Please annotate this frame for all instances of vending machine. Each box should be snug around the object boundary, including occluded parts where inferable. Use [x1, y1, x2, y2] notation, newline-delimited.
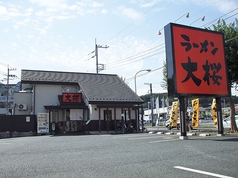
[37, 113, 49, 134]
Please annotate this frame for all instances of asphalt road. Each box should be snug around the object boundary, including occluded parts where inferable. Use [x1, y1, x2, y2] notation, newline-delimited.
[0, 133, 237, 178]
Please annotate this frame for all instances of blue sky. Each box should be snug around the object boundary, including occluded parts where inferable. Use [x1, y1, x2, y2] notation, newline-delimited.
[0, 0, 238, 96]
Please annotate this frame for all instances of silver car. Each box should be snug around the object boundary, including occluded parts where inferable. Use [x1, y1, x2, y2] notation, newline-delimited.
[223, 115, 238, 129]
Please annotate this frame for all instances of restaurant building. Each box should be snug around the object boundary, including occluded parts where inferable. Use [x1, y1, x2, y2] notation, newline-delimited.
[13, 69, 144, 134]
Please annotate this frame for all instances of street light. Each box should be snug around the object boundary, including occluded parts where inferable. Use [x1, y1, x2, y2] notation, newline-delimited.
[190, 16, 205, 25]
[175, 12, 189, 22]
[134, 69, 151, 94]
[158, 12, 189, 35]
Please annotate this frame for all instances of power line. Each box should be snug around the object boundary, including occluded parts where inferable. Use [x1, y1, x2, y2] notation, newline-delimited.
[83, 2, 236, 72]
[106, 0, 163, 45]
[107, 50, 165, 70]
[105, 8, 238, 71]
[201, 7, 238, 28]
[108, 0, 176, 46]
[106, 43, 165, 67]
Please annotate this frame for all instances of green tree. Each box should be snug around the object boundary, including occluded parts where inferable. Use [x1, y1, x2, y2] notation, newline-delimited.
[211, 19, 238, 132]
[161, 61, 167, 90]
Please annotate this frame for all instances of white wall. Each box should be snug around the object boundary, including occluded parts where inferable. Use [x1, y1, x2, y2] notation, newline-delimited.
[14, 92, 32, 115]
[35, 84, 62, 114]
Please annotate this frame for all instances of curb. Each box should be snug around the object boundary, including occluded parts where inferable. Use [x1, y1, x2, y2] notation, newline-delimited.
[165, 132, 174, 135]
[199, 133, 211, 137]
[156, 132, 164, 134]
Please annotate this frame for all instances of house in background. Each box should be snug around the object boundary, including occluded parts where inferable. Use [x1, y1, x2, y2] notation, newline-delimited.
[13, 69, 144, 134]
[0, 82, 21, 115]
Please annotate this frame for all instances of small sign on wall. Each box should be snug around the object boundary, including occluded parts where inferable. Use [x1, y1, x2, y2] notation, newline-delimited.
[62, 93, 82, 103]
[26, 116, 30, 122]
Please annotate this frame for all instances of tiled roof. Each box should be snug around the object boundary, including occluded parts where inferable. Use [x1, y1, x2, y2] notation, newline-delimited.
[21, 69, 143, 103]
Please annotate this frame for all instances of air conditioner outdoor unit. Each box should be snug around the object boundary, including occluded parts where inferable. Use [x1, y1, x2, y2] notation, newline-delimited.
[18, 103, 27, 111]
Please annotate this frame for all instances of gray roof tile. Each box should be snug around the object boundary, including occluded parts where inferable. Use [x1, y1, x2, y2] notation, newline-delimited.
[21, 69, 143, 103]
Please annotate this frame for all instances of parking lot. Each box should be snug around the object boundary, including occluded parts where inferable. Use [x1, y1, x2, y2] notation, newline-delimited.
[0, 131, 237, 178]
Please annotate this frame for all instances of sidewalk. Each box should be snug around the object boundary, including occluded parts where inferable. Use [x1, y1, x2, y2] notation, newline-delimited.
[146, 126, 238, 137]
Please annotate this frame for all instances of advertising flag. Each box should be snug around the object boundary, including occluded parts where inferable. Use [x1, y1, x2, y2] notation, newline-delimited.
[156, 97, 159, 114]
[191, 98, 200, 128]
[161, 97, 165, 108]
[165, 97, 169, 107]
[211, 99, 217, 127]
[169, 101, 179, 127]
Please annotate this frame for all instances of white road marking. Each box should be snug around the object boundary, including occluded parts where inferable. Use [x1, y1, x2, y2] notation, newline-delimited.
[128, 136, 163, 140]
[113, 134, 159, 139]
[0, 142, 11, 145]
[174, 166, 234, 178]
[150, 138, 178, 143]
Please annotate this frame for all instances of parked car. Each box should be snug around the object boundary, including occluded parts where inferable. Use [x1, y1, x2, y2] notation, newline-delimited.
[165, 118, 194, 130]
[165, 119, 180, 130]
[223, 115, 238, 129]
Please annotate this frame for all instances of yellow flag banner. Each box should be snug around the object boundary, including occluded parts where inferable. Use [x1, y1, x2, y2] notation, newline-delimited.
[169, 101, 179, 127]
[191, 98, 199, 128]
[211, 99, 217, 127]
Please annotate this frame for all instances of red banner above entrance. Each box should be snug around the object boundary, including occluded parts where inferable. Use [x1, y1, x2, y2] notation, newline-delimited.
[62, 93, 82, 103]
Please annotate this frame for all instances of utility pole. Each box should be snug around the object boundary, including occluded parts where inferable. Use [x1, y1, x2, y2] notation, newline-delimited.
[145, 83, 154, 126]
[6, 67, 9, 115]
[149, 83, 154, 126]
[94, 38, 109, 74]
[6, 66, 17, 115]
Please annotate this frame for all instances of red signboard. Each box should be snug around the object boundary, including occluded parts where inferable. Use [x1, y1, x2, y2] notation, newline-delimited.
[165, 23, 229, 97]
[62, 93, 82, 103]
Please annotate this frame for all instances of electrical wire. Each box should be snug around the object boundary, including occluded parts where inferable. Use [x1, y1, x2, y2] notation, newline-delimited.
[106, 43, 165, 67]
[106, 8, 238, 71]
[108, 0, 177, 46]
[106, 0, 163, 45]
[201, 7, 238, 28]
[82, 0, 176, 63]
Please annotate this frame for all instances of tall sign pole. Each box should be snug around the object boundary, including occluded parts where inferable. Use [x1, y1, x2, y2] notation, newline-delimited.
[165, 23, 229, 139]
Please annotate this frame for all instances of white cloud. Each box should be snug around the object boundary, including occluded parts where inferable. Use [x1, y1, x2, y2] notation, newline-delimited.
[13, 18, 30, 28]
[119, 6, 142, 20]
[62, 4, 78, 11]
[0, 4, 34, 21]
[3, 28, 8, 32]
[28, 35, 34, 38]
[34, 24, 51, 35]
[0, 6, 8, 15]
[140, 0, 161, 8]
[10, 42, 17, 47]
[76, 1, 103, 8]
[91, 2, 104, 8]
[29, 0, 66, 8]
[101, 9, 108, 14]
[16, 34, 22, 39]
[25, 7, 33, 16]
[192, 0, 238, 13]
[215, 0, 238, 13]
